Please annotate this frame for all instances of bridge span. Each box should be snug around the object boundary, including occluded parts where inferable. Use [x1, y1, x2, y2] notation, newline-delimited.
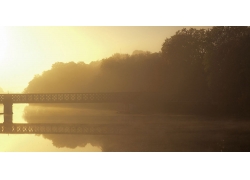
[0, 92, 145, 104]
[0, 92, 149, 114]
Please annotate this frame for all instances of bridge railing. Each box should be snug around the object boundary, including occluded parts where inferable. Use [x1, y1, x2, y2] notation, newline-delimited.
[0, 92, 151, 103]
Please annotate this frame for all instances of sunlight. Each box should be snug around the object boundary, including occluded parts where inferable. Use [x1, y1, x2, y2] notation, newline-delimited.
[0, 27, 8, 63]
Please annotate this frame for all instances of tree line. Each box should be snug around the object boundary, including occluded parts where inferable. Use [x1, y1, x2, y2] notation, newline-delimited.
[23, 26, 250, 115]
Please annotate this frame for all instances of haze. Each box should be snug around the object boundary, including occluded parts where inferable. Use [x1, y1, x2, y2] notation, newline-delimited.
[0, 26, 208, 93]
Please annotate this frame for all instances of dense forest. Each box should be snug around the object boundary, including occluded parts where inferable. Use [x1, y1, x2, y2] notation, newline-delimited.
[23, 26, 250, 115]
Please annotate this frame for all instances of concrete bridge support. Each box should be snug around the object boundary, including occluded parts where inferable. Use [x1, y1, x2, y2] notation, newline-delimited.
[3, 115, 13, 126]
[3, 102, 13, 115]
[3, 94, 13, 115]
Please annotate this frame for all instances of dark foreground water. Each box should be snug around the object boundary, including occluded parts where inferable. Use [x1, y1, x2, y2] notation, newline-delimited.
[1, 104, 250, 152]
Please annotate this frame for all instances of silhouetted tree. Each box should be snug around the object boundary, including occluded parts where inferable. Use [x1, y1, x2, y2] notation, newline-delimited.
[97, 52, 163, 92]
[23, 61, 100, 93]
[161, 28, 208, 101]
[203, 26, 250, 114]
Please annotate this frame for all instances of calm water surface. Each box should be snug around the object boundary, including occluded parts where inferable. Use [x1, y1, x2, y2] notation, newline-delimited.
[1, 104, 250, 152]
[0, 104, 101, 152]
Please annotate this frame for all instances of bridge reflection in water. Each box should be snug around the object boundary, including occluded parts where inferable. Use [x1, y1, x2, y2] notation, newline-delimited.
[1, 115, 130, 135]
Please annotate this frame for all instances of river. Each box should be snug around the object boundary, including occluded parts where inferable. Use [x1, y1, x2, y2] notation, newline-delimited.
[1, 104, 250, 152]
[0, 104, 101, 152]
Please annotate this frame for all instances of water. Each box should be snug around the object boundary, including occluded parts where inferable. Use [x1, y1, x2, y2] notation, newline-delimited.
[1, 104, 250, 152]
[0, 104, 101, 152]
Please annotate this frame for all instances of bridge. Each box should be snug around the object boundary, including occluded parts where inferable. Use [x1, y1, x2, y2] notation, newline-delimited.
[0, 92, 165, 124]
[0, 92, 150, 114]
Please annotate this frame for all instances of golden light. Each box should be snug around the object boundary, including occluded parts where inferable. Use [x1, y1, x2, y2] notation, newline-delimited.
[0, 27, 8, 62]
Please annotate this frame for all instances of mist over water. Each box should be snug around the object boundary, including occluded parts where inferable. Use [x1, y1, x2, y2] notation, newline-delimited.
[1, 104, 250, 152]
[0, 104, 102, 152]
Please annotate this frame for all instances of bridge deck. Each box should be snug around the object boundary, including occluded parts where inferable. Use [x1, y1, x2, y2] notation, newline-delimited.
[0, 93, 147, 103]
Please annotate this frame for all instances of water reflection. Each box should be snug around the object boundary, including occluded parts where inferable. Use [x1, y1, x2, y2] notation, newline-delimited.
[0, 122, 131, 135]
[0, 104, 101, 152]
[1, 104, 250, 152]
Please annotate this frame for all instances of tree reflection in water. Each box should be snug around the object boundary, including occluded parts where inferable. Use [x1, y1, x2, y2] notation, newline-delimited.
[22, 104, 250, 152]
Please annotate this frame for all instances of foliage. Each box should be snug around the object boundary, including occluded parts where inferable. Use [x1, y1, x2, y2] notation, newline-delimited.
[204, 26, 250, 113]
[161, 28, 208, 101]
[23, 27, 250, 115]
[24, 51, 163, 93]
[24, 61, 100, 93]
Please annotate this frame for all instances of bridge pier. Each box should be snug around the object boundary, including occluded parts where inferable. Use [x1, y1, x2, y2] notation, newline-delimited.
[3, 115, 13, 133]
[3, 102, 13, 115]
[3, 94, 13, 115]
[3, 115, 13, 125]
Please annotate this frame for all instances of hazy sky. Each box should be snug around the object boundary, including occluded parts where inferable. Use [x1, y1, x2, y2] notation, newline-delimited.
[0, 26, 209, 93]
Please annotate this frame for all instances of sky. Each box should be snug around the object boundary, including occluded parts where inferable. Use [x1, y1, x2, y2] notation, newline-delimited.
[0, 0, 249, 178]
[0, 26, 209, 93]
[0, 0, 247, 94]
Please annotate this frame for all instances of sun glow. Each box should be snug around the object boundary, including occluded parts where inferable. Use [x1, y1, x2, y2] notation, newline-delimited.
[0, 26, 202, 93]
[0, 27, 8, 63]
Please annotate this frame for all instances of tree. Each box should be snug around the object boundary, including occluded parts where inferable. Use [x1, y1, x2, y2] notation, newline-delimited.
[98, 52, 162, 92]
[203, 26, 250, 113]
[161, 28, 208, 101]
